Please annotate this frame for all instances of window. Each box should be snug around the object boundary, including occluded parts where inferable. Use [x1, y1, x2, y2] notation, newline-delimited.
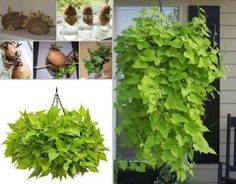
[115, 6, 180, 35]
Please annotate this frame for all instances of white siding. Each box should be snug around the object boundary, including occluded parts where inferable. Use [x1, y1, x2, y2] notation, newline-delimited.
[114, 0, 236, 183]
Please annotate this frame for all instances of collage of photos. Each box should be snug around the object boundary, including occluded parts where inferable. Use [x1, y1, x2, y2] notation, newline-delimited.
[1, 0, 232, 184]
[0, 0, 112, 80]
[0, 0, 113, 184]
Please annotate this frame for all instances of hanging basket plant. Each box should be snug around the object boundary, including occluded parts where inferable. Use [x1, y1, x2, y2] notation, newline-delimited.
[115, 7, 227, 181]
[3, 89, 108, 180]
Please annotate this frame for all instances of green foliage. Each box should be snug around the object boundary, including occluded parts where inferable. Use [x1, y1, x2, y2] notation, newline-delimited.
[115, 7, 227, 181]
[83, 42, 111, 74]
[55, 62, 77, 79]
[3, 106, 108, 180]
[50, 43, 62, 50]
[154, 165, 190, 184]
[57, 0, 88, 13]
[117, 161, 190, 184]
[118, 160, 147, 175]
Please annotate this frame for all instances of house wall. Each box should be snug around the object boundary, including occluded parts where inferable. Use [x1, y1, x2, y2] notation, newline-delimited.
[114, 0, 236, 183]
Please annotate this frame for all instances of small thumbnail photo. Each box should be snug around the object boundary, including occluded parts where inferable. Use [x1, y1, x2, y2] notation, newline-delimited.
[0, 0, 56, 40]
[33, 42, 79, 79]
[0, 41, 33, 79]
[57, 0, 112, 41]
[79, 41, 112, 79]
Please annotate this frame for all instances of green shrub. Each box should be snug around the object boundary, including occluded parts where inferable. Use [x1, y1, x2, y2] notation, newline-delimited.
[3, 106, 108, 180]
[154, 165, 190, 184]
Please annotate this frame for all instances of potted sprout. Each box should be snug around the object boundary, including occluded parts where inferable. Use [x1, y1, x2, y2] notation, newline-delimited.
[83, 42, 111, 79]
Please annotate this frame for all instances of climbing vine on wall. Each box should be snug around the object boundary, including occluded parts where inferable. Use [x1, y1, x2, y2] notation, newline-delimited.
[115, 7, 227, 181]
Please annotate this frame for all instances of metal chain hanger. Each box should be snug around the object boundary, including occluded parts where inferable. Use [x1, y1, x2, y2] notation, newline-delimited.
[51, 87, 65, 115]
[158, 0, 164, 14]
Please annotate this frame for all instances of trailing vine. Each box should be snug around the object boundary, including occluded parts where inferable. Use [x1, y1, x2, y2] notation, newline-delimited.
[115, 7, 227, 181]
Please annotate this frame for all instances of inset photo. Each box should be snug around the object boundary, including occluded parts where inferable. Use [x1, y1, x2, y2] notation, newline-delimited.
[0, 80, 112, 184]
[0, 41, 33, 79]
[33, 42, 79, 79]
[0, 0, 56, 40]
[57, 0, 112, 41]
[79, 41, 112, 79]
